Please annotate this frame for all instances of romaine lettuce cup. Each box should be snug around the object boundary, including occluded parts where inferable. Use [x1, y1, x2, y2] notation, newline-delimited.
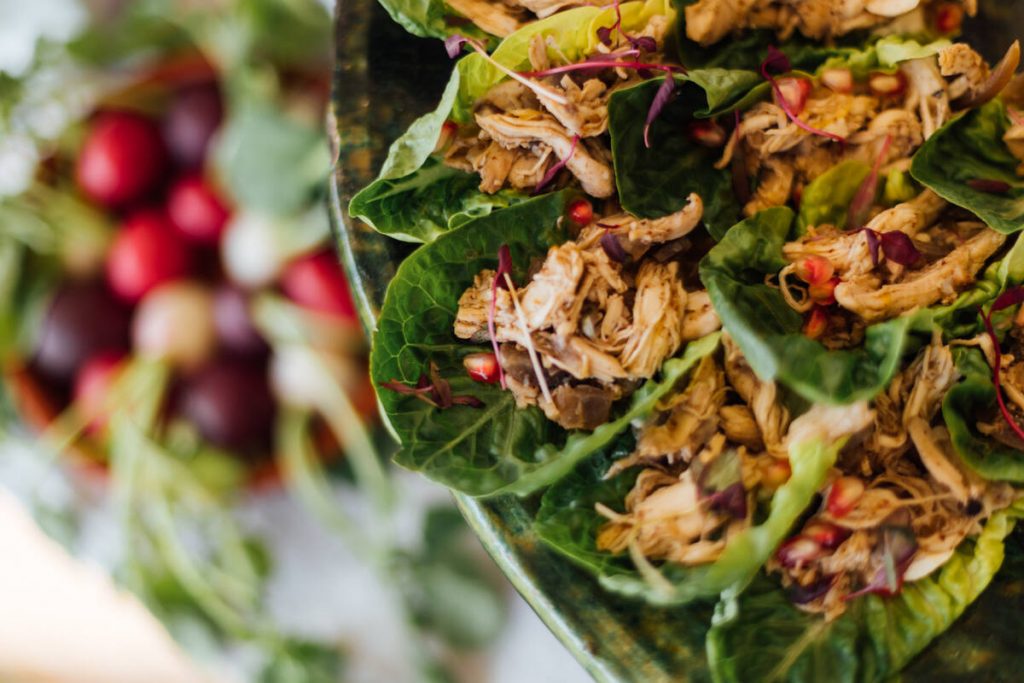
[370, 186, 726, 496]
[534, 332, 874, 605]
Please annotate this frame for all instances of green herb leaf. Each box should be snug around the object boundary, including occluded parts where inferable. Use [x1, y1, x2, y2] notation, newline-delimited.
[911, 100, 1024, 234]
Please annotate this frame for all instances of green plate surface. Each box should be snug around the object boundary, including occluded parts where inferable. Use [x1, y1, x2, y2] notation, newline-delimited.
[327, 3, 1024, 679]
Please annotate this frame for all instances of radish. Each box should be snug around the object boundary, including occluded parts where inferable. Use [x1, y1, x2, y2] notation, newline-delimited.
[132, 281, 216, 369]
[167, 175, 231, 244]
[179, 360, 275, 453]
[221, 208, 328, 288]
[76, 111, 166, 207]
[73, 352, 126, 433]
[34, 282, 131, 383]
[213, 285, 269, 356]
[280, 250, 357, 322]
[162, 82, 222, 170]
[106, 210, 191, 303]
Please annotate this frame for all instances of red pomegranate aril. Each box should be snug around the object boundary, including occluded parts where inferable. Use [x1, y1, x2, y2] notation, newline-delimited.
[686, 119, 727, 147]
[794, 255, 834, 285]
[773, 77, 812, 116]
[464, 352, 501, 383]
[568, 198, 594, 226]
[280, 250, 358, 322]
[162, 82, 223, 169]
[34, 282, 132, 384]
[803, 306, 829, 340]
[868, 72, 907, 98]
[826, 476, 866, 518]
[77, 111, 166, 208]
[106, 210, 191, 303]
[803, 520, 851, 550]
[434, 120, 459, 153]
[167, 175, 231, 244]
[809, 276, 840, 305]
[935, 2, 964, 34]
[74, 352, 126, 433]
[776, 535, 823, 568]
[820, 68, 854, 94]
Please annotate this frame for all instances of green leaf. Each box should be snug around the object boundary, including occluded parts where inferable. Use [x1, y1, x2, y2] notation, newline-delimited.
[375, 0, 494, 43]
[398, 506, 506, 649]
[371, 191, 572, 496]
[537, 403, 857, 605]
[912, 100, 1024, 234]
[213, 97, 330, 216]
[706, 499, 1024, 683]
[818, 35, 949, 78]
[796, 159, 871, 233]
[699, 208, 1015, 404]
[944, 346, 1024, 482]
[609, 73, 756, 238]
[350, 157, 526, 242]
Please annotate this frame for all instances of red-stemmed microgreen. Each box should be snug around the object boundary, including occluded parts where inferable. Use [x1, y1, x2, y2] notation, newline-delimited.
[446, 34, 569, 105]
[599, 229, 629, 262]
[979, 286, 1024, 443]
[968, 178, 1013, 194]
[381, 362, 484, 409]
[844, 526, 917, 599]
[847, 134, 892, 230]
[596, 0, 657, 52]
[488, 245, 514, 389]
[534, 135, 580, 194]
[760, 46, 846, 144]
[644, 73, 677, 148]
[861, 228, 922, 267]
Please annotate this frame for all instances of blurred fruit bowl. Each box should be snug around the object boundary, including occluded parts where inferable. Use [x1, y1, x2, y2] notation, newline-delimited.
[2, 44, 375, 492]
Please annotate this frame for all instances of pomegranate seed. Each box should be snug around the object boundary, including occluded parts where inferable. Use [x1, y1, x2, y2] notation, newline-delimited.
[794, 255, 834, 285]
[935, 2, 963, 34]
[760, 457, 791, 489]
[686, 119, 727, 147]
[826, 476, 866, 518]
[773, 77, 812, 116]
[464, 352, 501, 383]
[820, 68, 854, 94]
[567, 198, 594, 225]
[809, 276, 840, 305]
[803, 520, 851, 550]
[434, 120, 458, 153]
[776, 535, 823, 569]
[803, 306, 829, 340]
[868, 71, 907, 98]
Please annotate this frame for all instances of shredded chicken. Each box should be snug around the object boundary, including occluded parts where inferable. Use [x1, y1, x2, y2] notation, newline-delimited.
[445, 0, 527, 37]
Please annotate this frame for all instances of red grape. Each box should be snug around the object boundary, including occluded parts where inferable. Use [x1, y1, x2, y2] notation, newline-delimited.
[34, 283, 131, 384]
[162, 82, 223, 170]
[179, 359, 275, 454]
[212, 285, 268, 357]
[73, 352, 126, 433]
[106, 210, 191, 303]
[76, 111, 166, 208]
[280, 250, 357, 321]
[167, 175, 231, 244]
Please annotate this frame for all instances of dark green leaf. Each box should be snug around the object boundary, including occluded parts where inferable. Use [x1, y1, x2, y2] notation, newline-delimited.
[911, 100, 1024, 234]
[706, 500, 1024, 683]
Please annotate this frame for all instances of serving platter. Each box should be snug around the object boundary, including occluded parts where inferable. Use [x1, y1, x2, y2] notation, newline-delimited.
[327, 2, 1024, 679]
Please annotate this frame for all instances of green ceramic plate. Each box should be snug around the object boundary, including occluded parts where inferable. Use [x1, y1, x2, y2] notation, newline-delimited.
[328, 4, 1024, 680]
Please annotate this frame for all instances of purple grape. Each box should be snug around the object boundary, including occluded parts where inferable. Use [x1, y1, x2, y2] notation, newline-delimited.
[179, 359, 275, 455]
[34, 282, 132, 384]
[162, 82, 223, 169]
[212, 285, 269, 357]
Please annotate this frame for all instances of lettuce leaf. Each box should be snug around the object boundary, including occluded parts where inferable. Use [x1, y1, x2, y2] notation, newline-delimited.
[706, 499, 1024, 683]
[912, 100, 1024, 234]
[817, 35, 949, 78]
[796, 159, 871, 233]
[700, 205, 1024, 404]
[536, 382, 859, 605]
[944, 346, 1024, 482]
[608, 72, 763, 237]
[370, 191, 718, 497]
[349, 0, 672, 242]
[375, 0, 494, 44]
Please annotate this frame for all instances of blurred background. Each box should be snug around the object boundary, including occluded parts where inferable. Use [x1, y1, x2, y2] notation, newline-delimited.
[0, 1, 590, 681]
